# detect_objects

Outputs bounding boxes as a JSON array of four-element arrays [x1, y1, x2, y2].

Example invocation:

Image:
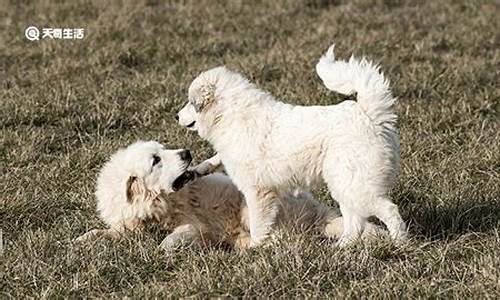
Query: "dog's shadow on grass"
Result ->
[[398, 190, 500, 240]]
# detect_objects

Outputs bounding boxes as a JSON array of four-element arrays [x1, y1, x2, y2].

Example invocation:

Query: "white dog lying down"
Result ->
[[76, 141, 385, 250], [177, 45, 407, 246]]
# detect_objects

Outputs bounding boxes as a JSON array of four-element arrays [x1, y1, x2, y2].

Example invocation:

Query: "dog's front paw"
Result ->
[[159, 237, 175, 251], [159, 237, 186, 256], [190, 155, 223, 176], [74, 229, 102, 243], [189, 163, 211, 177]]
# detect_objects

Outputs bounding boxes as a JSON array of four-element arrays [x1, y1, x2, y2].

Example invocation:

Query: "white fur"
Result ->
[[75, 141, 387, 250], [178, 45, 407, 246], [95, 141, 189, 227]]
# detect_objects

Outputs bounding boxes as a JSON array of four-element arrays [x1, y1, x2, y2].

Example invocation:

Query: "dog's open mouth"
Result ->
[[172, 170, 196, 191], [186, 121, 196, 128]]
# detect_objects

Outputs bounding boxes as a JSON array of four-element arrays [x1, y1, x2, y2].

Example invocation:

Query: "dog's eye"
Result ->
[[152, 155, 161, 166]]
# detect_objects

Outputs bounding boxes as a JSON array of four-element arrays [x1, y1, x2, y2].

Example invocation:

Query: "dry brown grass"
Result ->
[[1, 0, 499, 297]]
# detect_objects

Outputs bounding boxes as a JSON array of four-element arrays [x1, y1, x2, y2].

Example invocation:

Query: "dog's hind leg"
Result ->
[[322, 151, 377, 246], [373, 198, 407, 242], [245, 188, 280, 247], [323, 215, 389, 241], [323, 146, 407, 244]]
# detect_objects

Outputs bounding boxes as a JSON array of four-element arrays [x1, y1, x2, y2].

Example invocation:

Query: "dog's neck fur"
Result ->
[[202, 83, 282, 154]]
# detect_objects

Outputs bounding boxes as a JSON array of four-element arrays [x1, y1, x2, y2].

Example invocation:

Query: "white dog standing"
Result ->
[[177, 45, 407, 246]]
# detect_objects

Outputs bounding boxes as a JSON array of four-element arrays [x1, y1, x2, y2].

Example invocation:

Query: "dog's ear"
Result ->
[[126, 176, 144, 203], [194, 82, 217, 112]]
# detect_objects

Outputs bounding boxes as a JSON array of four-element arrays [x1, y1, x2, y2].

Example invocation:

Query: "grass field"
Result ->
[[1, 0, 499, 297]]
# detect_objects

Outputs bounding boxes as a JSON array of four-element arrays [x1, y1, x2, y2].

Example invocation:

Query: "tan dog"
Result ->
[[76, 141, 385, 251]]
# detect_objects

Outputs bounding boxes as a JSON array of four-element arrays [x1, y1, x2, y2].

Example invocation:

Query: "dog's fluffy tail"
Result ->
[[316, 44, 396, 127]]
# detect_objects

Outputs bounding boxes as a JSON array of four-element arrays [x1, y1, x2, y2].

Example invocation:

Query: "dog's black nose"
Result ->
[[175, 114, 179, 121], [179, 149, 192, 161]]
